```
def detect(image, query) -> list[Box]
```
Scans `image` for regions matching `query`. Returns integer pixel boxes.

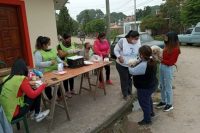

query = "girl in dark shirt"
[129,45,158,125]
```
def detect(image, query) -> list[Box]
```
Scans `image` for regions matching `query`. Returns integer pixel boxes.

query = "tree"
[136,6,160,21]
[85,19,106,35]
[160,0,183,32]
[56,6,79,35]
[76,9,104,23]
[141,15,167,35]
[181,0,200,27]
[110,12,126,23]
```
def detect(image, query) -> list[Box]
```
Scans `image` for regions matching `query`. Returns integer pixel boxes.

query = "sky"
[66,0,165,20]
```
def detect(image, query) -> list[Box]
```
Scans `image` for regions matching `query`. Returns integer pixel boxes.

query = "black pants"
[137,87,155,122]
[116,62,132,97]
[57,78,74,97]
[99,65,110,82]
[12,95,41,120]
[45,78,74,99]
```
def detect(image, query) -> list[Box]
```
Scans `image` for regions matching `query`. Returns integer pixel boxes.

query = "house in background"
[0,0,67,67]
[123,21,141,34]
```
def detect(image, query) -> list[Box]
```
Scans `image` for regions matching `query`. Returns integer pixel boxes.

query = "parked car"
[110,32,164,59]
[178,22,200,46]
[185,28,194,34]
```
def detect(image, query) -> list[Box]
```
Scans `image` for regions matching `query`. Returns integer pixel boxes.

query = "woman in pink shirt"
[93,32,113,88]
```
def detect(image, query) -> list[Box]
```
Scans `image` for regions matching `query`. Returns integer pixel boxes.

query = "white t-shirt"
[114,38,141,67]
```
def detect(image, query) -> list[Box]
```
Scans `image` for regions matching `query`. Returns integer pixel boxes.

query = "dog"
[128,58,140,67]
[151,45,163,62]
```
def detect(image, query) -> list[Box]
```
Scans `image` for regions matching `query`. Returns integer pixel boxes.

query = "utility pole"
[134,0,137,31]
[106,0,111,43]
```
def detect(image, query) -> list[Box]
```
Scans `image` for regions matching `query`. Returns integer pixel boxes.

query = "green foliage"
[154,35,164,41]
[77,9,104,32]
[110,30,120,39]
[56,6,79,35]
[181,0,200,26]
[76,9,104,24]
[141,16,167,32]
[110,12,126,23]
[85,19,106,34]
[136,6,160,20]
[160,0,183,32]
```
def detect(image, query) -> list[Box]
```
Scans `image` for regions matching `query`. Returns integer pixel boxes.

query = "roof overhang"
[54,0,68,10]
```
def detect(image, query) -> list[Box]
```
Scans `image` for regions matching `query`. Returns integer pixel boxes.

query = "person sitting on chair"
[0,59,49,123]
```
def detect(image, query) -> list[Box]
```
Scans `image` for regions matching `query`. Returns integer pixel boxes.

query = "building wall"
[24,0,58,62]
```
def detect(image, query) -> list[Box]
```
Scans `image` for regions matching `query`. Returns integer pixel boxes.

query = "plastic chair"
[11,115,30,133]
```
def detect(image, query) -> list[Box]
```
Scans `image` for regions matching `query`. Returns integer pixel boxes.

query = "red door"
[0,5,24,67]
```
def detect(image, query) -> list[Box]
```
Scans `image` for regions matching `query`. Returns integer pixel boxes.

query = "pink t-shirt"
[93,39,110,58]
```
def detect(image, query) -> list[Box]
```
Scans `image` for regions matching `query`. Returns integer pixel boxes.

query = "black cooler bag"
[67,56,84,68]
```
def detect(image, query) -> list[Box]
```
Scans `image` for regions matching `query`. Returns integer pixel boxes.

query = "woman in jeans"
[114,30,141,100]
[156,31,180,111]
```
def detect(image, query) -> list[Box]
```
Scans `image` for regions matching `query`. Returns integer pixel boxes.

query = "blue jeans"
[160,64,174,105]
[137,88,155,122]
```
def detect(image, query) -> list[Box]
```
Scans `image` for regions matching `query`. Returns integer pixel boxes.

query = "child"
[129,45,158,125]
[156,31,180,111]
[84,42,93,60]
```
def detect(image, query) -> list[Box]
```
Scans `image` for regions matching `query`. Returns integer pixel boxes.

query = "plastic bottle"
[100,55,103,64]
[57,63,64,72]
[33,69,43,78]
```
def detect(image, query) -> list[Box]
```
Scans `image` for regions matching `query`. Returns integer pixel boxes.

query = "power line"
[111,0,132,11]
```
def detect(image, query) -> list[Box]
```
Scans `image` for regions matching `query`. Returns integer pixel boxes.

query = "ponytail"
[35,36,50,50]
[147,56,157,66]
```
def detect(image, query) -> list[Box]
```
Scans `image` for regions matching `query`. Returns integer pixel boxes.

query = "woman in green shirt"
[34,36,64,100]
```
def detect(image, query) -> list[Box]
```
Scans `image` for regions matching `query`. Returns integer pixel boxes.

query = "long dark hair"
[35,36,50,50]
[97,32,106,39]
[125,30,139,38]
[164,31,180,53]
[139,45,156,66]
[0,59,28,93]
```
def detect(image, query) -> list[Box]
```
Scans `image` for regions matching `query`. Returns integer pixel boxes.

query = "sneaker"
[151,112,155,117]
[106,80,113,85]
[163,104,174,112]
[65,92,72,98]
[156,102,166,109]
[138,120,152,125]
[70,90,77,95]
[123,96,128,101]
[34,109,50,122]
[123,96,131,101]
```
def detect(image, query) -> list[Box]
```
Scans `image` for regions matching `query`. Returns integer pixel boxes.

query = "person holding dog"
[114,30,141,100]
[129,45,158,125]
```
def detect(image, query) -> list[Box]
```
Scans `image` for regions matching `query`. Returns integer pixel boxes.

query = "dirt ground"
[127,46,200,133]
[72,37,200,133]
